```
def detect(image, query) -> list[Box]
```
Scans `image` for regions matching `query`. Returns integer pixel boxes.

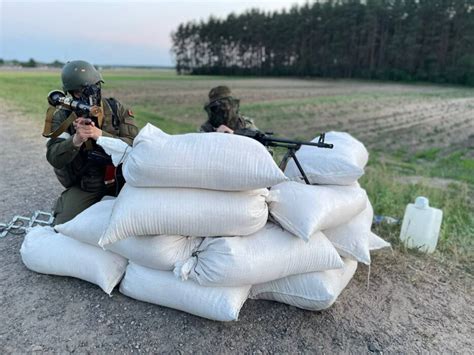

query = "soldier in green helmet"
[200,86,258,133]
[43,60,138,225]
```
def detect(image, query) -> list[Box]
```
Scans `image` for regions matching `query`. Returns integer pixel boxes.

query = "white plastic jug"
[399,197,443,253]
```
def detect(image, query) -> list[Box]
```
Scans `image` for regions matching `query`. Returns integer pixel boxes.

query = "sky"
[0,0,309,66]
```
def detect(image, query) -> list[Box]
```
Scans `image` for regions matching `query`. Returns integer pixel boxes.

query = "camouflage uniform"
[200,85,258,132]
[199,115,257,132]
[45,61,138,225]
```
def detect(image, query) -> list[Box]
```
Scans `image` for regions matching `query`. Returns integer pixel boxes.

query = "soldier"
[200,85,258,133]
[43,60,138,225]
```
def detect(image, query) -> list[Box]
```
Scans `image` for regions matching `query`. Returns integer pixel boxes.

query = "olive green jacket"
[46,98,138,170]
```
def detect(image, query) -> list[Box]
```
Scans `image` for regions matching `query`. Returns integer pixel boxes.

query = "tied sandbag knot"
[173,255,199,280]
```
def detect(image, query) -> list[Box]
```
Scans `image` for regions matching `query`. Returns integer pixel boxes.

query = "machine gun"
[235,129,333,184]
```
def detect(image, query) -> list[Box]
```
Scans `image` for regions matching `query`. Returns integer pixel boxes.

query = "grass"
[0,68,472,268]
[360,161,473,269]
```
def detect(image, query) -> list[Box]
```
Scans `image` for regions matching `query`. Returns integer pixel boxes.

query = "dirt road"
[0,101,472,353]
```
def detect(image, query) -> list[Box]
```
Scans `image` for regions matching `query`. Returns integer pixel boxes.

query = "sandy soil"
[0,100,472,353]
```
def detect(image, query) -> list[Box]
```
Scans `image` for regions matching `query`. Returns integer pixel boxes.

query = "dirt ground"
[0,100,472,353]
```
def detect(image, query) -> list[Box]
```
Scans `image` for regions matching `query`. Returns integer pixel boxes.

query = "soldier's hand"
[73,118,103,146]
[216,125,234,134]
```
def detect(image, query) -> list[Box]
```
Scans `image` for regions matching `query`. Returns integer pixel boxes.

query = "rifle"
[235,129,334,184]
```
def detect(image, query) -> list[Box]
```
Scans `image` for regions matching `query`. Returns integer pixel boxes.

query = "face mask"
[205,97,241,129]
[80,83,102,106]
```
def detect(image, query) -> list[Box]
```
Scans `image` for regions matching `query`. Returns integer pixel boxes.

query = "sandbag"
[268,181,367,241]
[120,262,250,322]
[20,226,127,295]
[98,123,287,191]
[369,231,391,251]
[55,199,203,271]
[285,131,368,185]
[99,184,269,247]
[324,201,373,264]
[174,222,343,287]
[249,258,357,311]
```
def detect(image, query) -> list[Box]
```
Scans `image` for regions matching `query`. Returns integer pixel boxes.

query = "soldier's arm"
[101,100,138,145]
[46,110,81,169]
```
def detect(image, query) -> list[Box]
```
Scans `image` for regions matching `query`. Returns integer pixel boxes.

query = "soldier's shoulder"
[105,97,135,118]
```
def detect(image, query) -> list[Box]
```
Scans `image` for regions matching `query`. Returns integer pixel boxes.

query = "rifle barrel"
[264,136,334,149]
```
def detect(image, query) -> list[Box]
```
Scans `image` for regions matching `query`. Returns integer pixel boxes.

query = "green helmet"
[61,60,104,92]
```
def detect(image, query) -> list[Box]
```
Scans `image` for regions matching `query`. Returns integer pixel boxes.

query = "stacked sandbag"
[20,226,127,295]
[55,199,202,271]
[20,127,390,320]
[253,131,390,310]
[90,124,292,320]
[97,124,288,247]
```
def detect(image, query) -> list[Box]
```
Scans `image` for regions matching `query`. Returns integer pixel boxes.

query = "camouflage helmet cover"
[208,85,233,103]
[61,60,104,92]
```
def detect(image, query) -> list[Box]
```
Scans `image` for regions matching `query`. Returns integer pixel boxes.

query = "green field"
[1,68,472,267]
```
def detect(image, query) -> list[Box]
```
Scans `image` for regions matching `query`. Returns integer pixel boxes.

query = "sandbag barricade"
[21,127,391,320]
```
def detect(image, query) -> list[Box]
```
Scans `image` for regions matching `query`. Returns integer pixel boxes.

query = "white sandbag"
[99,184,269,247]
[99,123,287,191]
[120,262,250,321]
[174,222,343,287]
[96,136,131,166]
[20,226,127,295]
[285,131,369,185]
[369,231,391,251]
[249,258,357,311]
[55,199,203,271]
[324,201,373,264]
[268,181,367,241]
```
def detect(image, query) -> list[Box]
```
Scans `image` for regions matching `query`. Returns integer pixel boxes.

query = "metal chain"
[0,211,54,238]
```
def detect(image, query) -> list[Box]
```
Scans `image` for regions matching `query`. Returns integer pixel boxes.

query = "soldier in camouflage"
[43,60,138,225]
[200,86,257,133]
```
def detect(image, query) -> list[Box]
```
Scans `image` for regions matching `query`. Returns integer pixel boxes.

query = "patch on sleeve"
[128,109,134,118]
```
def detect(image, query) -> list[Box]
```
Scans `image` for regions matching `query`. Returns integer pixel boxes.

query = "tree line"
[172,0,474,85]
